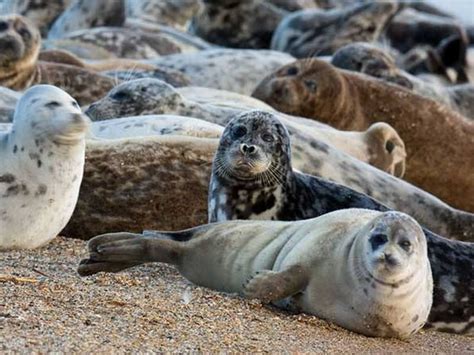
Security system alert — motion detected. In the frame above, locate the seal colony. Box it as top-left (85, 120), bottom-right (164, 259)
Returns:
top-left (78, 209), bottom-right (433, 339)
top-left (0, 85), bottom-right (88, 249)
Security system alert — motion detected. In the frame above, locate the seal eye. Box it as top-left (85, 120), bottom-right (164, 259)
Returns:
top-left (399, 240), bottom-right (412, 251)
top-left (231, 125), bottom-right (247, 139)
top-left (45, 101), bottom-right (61, 109)
top-left (286, 66), bottom-right (298, 76)
top-left (17, 27), bottom-right (30, 38)
top-left (304, 80), bottom-right (317, 92)
top-left (261, 133), bottom-right (274, 143)
top-left (0, 21), bottom-right (8, 32)
top-left (111, 91), bottom-right (130, 101)
top-left (369, 233), bottom-right (388, 250)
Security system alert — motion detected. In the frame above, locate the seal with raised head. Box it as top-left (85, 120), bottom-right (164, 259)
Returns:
top-left (0, 14), bottom-right (116, 105)
top-left (206, 110), bottom-right (473, 334)
top-left (78, 208), bottom-right (433, 339)
top-left (0, 85), bottom-right (88, 250)
top-left (252, 58), bottom-right (474, 212)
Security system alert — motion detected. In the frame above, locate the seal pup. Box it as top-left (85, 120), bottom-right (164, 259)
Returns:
top-left (85, 78), bottom-right (407, 177)
top-left (78, 209), bottom-right (433, 339)
top-left (126, 0), bottom-right (201, 31)
top-left (0, 14), bottom-right (116, 105)
top-left (206, 111), bottom-right (473, 334)
top-left (0, 85), bottom-right (88, 250)
top-left (147, 49), bottom-right (295, 95)
top-left (47, 0), bottom-right (125, 40)
top-left (189, 0), bottom-right (287, 49)
top-left (270, 1), bottom-right (399, 57)
top-left (331, 42), bottom-right (474, 120)
top-left (252, 59), bottom-right (474, 212)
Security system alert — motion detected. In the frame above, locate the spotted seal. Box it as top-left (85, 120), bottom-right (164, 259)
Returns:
top-left (206, 110), bottom-right (472, 334)
top-left (85, 78), bottom-right (406, 176)
top-left (0, 85), bottom-right (88, 250)
top-left (331, 42), bottom-right (474, 120)
top-left (78, 208), bottom-right (433, 339)
top-left (147, 49), bottom-right (295, 95)
top-left (0, 14), bottom-right (116, 105)
top-left (189, 0), bottom-right (287, 49)
top-left (252, 58), bottom-right (474, 212)
top-left (270, 1), bottom-right (399, 57)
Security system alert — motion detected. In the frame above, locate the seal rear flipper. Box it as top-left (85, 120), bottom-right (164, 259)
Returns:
top-left (243, 264), bottom-right (309, 303)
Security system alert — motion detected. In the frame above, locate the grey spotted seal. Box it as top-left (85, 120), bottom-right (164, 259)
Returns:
top-left (189, 0), bottom-right (287, 49)
top-left (85, 78), bottom-right (407, 177)
top-left (47, 0), bottom-right (125, 40)
top-left (205, 110), bottom-right (472, 334)
top-left (331, 42), bottom-right (474, 120)
top-left (0, 85), bottom-right (88, 250)
top-left (126, 0), bottom-right (201, 31)
top-left (0, 14), bottom-right (116, 105)
top-left (270, 1), bottom-right (399, 57)
top-left (147, 49), bottom-right (295, 95)
top-left (78, 209), bottom-right (433, 339)
top-left (252, 58), bottom-right (474, 212)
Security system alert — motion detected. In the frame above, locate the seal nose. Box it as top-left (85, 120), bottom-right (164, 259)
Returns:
top-left (240, 143), bottom-right (258, 156)
top-left (383, 252), bottom-right (398, 267)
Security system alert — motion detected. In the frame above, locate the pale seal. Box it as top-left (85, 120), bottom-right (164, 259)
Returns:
top-left (0, 85), bottom-right (88, 250)
top-left (147, 49), bottom-right (295, 95)
top-left (0, 14), bottom-right (116, 105)
top-left (78, 209), bottom-right (433, 339)
top-left (205, 110), bottom-right (472, 334)
top-left (189, 0), bottom-right (287, 49)
top-left (252, 58), bottom-right (474, 212)
top-left (85, 78), bottom-right (407, 177)
top-left (331, 42), bottom-right (474, 120)
top-left (270, 1), bottom-right (399, 57)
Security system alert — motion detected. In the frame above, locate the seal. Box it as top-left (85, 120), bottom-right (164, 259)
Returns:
top-left (0, 84), bottom-right (88, 250)
top-left (331, 42), bottom-right (474, 120)
top-left (126, 0), bottom-right (201, 31)
top-left (0, 14), bottom-right (116, 105)
top-left (252, 58), bottom-right (474, 212)
top-left (47, 0), bottom-right (125, 39)
top-left (147, 49), bottom-right (295, 95)
top-left (204, 110), bottom-right (473, 334)
top-left (189, 0), bottom-right (287, 49)
top-left (270, 1), bottom-right (399, 57)
top-left (78, 208), bottom-right (433, 339)
top-left (85, 78), bottom-right (407, 176)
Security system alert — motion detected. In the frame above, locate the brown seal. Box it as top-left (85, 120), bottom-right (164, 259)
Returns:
top-left (252, 58), bottom-right (474, 212)
top-left (0, 14), bottom-right (116, 105)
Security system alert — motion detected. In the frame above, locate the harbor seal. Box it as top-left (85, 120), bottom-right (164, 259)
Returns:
top-left (189, 0), bottom-right (287, 49)
top-left (147, 49), bottom-right (295, 95)
top-left (331, 42), bottom-right (474, 120)
top-left (205, 111), bottom-right (472, 334)
top-left (0, 14), bottom-right (116, 105)
top-left (78, 209), bottom-right (433, 339)
top-left (85, 78), bottom-right (407, 177)
top-left (252, 59), bottom-right (474, 212)
top-left (270, 1), bottom-right (399, 57)
top-left (0, 85), bottom-right (88, 249)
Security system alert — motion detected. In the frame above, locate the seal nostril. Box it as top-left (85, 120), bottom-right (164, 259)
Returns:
top-left (248, 145), bottom-right (256, 154)
top-left (385, 140), bottom-right (395, 154)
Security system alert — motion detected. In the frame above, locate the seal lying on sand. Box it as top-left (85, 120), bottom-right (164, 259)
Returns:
top-left (78, 208), bottom-right (433, 339)
top-left (0, 85), bottom-right (88, 250)
top-left (252, 58), bottom-right (474, 212)
top-left (205, 111), bottom-right (472, 334)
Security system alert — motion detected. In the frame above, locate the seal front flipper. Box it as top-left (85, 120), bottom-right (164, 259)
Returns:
top-left (243, 265), bottom-right (309, 303)
top-left (77, 259), bottom-right (140, 276)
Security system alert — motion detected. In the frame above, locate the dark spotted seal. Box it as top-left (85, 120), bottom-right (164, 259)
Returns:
top-left (206, 110), bottom-right (473, 334)
top-left (0, 85), bottom-right (88, 249)
top-left (252, 58), bottom-right (474, 212)
top-left (78, 208), bottom-right (433, 339)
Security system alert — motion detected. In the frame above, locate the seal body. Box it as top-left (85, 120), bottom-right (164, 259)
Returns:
top-left (206, 110), bottom-right (473, 334)
top-left (78, 209), bottom-right (433, 339)
top-left (0, 85), bottom-right (88, 249)
top-left (252, 58), bottom-right (474, 212)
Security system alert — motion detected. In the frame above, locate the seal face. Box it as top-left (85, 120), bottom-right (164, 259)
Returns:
top-left (77, 208), bottom-right (433, 339)
top-left (0, 85), bottom-right (88, 250)
top-left (207, 110), bottom-right (473, 334)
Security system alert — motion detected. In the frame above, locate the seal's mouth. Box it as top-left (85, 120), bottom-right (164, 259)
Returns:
top-left (0, 36), bottom-right (24, 64)
top-left (52, 113), bottom-right (90, 145)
